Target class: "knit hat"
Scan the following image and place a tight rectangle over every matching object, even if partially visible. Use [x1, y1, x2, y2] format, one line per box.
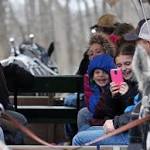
[88, 54, 116, 77]
[90, 14, 119, 34]
[97, 14, 118, 28]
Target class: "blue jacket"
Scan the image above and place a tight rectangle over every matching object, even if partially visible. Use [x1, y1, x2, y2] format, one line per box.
[124, 93, 141, 113]
[87, 54, 116, 113]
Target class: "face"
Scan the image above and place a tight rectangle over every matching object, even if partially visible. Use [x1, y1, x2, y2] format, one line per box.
[137, 39, 150, 54]
[93, 69, 110, 87]
[115, 55, 133, 80]
[88, 43, 104, 60]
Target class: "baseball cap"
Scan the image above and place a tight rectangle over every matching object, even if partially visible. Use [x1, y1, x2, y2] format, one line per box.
[124, 18, 150, 41]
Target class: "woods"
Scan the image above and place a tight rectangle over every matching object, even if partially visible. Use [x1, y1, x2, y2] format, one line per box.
[0, 0, 150, 74]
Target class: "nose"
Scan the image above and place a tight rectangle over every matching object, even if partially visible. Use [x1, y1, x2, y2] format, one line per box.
[121, 65, 126, 72]
[92, 51, 97, 58]
[98, 71, 105, 77]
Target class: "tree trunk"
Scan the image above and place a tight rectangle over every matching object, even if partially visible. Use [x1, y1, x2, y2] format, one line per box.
[64, 0, 74, 72]
[24, 0, 36, 35]
[92, 0, 99, 20]
[77, 0, 85, 47]
[0, 0, 9, 58]
[83, 0, 92, 27]
[48, 0, 55, 42]
[8, 1, 25, 40]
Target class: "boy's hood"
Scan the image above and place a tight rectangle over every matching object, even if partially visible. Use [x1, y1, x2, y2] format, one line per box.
[88, 54, 116, 78]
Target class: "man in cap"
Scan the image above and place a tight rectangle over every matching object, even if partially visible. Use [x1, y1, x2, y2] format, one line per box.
[124, 18, 150, 53]
[124, 18, 150, 150]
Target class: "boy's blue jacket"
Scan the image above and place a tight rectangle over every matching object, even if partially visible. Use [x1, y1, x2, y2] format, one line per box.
[87, 54, 116, 113]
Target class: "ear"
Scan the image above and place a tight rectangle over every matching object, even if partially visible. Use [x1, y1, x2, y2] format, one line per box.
[47, 42, 55, 57]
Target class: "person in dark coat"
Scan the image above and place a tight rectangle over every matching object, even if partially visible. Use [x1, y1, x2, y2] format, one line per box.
[0, 63, 34, 144]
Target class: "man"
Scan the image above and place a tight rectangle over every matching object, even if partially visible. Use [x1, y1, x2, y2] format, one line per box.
[124, 18, 150, 150]
[0, 63, 34, 144]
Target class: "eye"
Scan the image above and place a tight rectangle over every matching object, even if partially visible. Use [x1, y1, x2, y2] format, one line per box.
[116, 64, 122, 68]
[125, 62, 131, 66]
[96, 49, 103, 54]
[87, 51, 93, 57]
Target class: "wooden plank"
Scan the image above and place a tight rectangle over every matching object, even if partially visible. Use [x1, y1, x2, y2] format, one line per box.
[8, 75, 83, 122]
[9, 75, 83, 93]
[16, 106, 77, 123]
[9, 96, 50, 99]
[8, 145, 128, 150]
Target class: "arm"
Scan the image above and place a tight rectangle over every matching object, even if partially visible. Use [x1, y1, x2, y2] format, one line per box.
[113, 112, 131, 129]
[0, 64, 10, 109]
[103, 112, 131, 133]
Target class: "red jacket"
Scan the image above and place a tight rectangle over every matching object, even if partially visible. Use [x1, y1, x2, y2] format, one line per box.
[83, 74, 92, 108]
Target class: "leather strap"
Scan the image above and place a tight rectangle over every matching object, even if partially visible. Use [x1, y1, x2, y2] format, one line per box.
[3, 112, 59, 149]
[85, 115, 150, 146]
[2, 110, 150, 148]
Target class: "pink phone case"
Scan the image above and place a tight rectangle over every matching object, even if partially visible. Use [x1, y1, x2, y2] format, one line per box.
[110, 68, 124, 85]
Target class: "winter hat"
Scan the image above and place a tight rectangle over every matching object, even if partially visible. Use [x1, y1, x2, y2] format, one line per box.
[90, 14, 119, 34]
[88, 54, 116, 77]
[97, 14, 118, 28]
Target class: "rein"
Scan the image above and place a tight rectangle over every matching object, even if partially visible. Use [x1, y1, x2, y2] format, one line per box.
[1, 106, 150, 148]
[85, 115, 150, 145]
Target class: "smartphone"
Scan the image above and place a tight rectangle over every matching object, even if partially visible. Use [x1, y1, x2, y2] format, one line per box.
[110, 68, 124, 86]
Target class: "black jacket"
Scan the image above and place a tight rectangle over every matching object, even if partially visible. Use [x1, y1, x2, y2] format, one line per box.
[113, 96, 141, 129]
[112, 80, 139, 114]
[0, 63, 34, 109]
[0, 64, 10, 109]
[113, 102, 143, 143]
[76, 50, 89, 75]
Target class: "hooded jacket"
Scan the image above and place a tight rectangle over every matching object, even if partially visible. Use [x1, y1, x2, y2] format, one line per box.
[87, 54, 116, 113]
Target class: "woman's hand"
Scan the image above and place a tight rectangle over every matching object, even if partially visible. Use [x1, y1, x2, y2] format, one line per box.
[110, 82, 120, 97]
[119, 82, 129, 95]
[103, 119, 115, 133]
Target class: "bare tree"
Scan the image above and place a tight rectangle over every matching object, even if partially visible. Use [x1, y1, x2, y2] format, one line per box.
[48, 0, 55, 42]
[24, 0, 36, 35]
[83, 0, 92, 27]
[102, 0, 107, 13]
[92, 0, 99, 20]
[64, 0, 74, 72]
[77, 0, 86, 42]
[0, 0, 9, 58]
[39, 0, 50, 46]
[7, 1, 25, 40]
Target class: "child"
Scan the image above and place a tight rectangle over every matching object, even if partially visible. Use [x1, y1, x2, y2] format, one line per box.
[110, 43, 138, 112]
[77, 54, 117, 132]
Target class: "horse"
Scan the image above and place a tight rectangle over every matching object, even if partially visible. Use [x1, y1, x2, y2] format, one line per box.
[1, 36, 58, 76]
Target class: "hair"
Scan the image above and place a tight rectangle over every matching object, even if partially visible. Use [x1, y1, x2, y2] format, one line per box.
[115, 43, 135, 58]
[113, 23, 135, 36]
[89, 32, 116, 57]
[112, 23, 135, 48]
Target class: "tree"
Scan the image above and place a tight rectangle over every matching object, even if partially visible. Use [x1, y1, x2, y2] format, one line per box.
[0, 0, 9, 58]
